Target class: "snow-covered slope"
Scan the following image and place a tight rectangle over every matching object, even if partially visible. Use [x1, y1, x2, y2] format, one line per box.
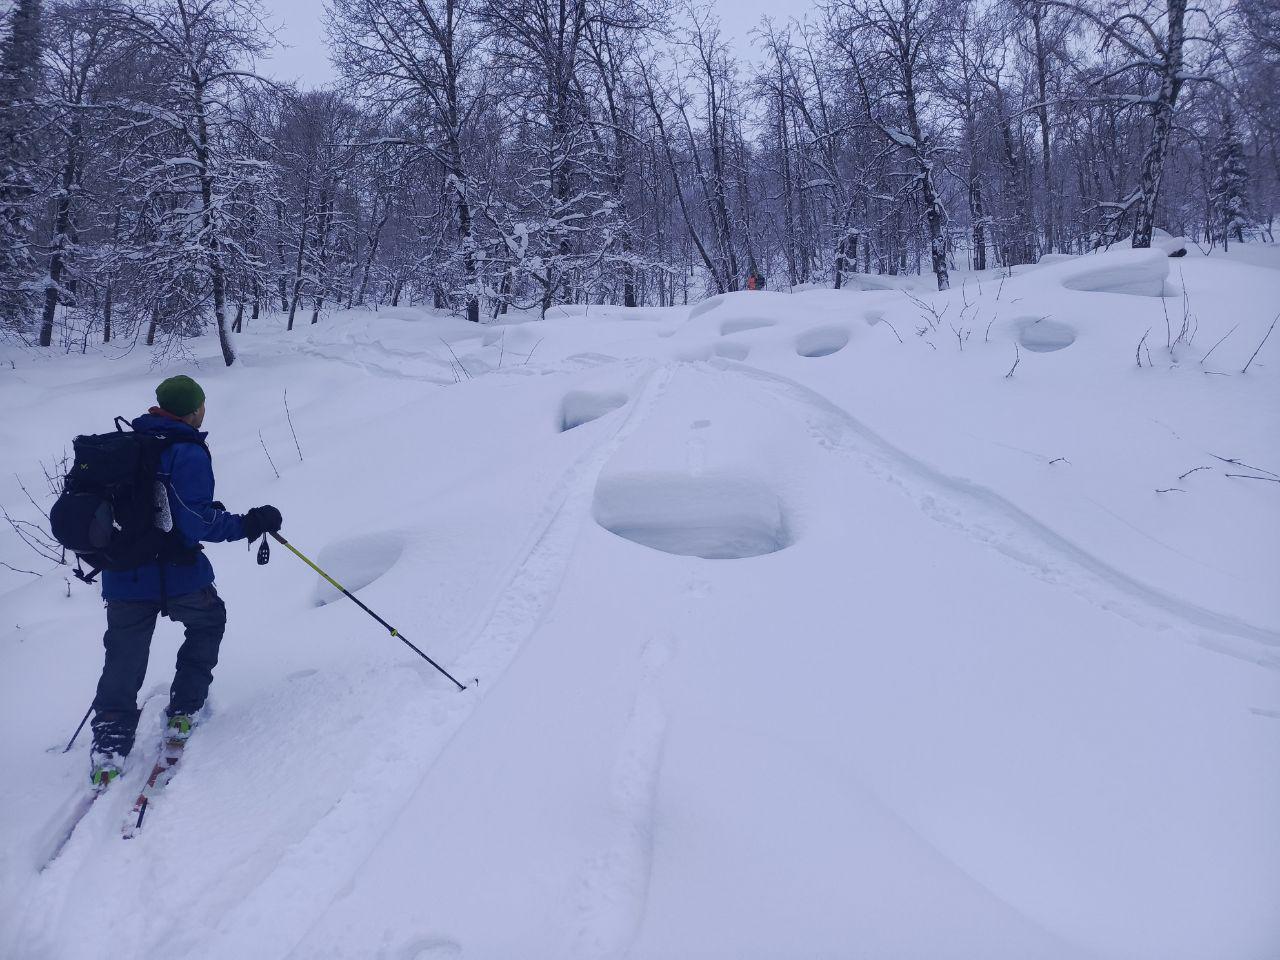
[2, 246, 1278, 960]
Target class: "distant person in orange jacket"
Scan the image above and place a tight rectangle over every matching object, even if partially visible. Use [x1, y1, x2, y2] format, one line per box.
[745, 271, 766, 291]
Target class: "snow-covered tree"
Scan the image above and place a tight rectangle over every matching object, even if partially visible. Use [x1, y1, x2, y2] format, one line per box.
[0, 0, 43, 335]
[1210, 104, 1250, 248]
[98, 0, 273, 365]
[35, 2, 124, 347]
[829, 0, 952, 290]
[328, 0, 490, 322]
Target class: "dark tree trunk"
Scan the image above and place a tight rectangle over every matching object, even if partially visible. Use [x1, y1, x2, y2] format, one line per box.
[970, 179, 987, 271]
[190, 78, 235, 366]
[1031, 6, 1054, 254]
[1132, 0, 1187, 248]
[101, 284, 112, 343]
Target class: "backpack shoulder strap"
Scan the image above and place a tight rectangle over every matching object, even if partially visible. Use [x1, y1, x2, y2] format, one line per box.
[111, 416, 208, 456]
[162, 434, 211, 459]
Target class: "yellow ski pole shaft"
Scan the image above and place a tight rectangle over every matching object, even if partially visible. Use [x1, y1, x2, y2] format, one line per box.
[269, 532, 467, 691]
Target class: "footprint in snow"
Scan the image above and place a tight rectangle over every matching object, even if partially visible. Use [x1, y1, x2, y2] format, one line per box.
[796, 325, 850, 358]
[594, 473, 791, 560]
[560, 390, 628, 432]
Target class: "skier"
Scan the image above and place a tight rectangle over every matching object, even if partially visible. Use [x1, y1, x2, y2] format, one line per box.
[88, 376, 282, 788]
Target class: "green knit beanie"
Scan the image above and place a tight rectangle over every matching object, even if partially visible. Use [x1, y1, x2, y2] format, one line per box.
[156, 375, 206, 417]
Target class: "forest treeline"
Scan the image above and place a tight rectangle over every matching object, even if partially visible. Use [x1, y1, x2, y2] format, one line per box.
[0, 0, 1276, 363]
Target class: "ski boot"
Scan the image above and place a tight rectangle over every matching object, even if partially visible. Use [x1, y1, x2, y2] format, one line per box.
[89, 751, 123, 791]
[165, 713, 196, 744]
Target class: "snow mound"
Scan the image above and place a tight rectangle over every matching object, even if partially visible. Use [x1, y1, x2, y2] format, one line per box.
[310, 533, 405, 606]
[796, 325, 850, 358]
[1017, 317, 1077, 353]
[688, 295, 725, 319]
[560, 390, 628, 431]
[721, 317, 776, 336]
[593, 472, 790, 559]
[1060, 250, 1169, 297]
[1151, 228, 1188, 257]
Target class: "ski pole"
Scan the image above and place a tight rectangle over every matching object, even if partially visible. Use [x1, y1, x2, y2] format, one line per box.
[268, 531, 468, 692]
[64, 701, 93, 753]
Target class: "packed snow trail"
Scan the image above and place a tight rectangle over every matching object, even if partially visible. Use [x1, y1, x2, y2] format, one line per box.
[183, 363, 676, 960]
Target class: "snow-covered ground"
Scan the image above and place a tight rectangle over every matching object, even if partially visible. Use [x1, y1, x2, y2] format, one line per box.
[2, 245, 1278, 960]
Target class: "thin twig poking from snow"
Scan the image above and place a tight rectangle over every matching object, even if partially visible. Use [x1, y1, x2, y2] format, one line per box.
[902, 290, 948, 332]
[1199, 323, 1238, 365]
[1005, 342, 1020, 378]
[523, 338, 545, 365]
[1210, 455, 1280, 479]
[439, 338, 472, 379]
[1241, 312, 1278, 373]
[1178, 466, 1211, 481]
[15, 473, 47, 520]
[1225, 474, 1280, 484]
[880, 318, 903, 344]
[284, 389, 303, 462]
[0, 560, 41, 576]
[1135, 328, 1151, 367]
[1, 503, 62, 562]
[1173, 274, 1196, 348]
[259, 431, 280, 480]
[1155, 488, 1187, 494]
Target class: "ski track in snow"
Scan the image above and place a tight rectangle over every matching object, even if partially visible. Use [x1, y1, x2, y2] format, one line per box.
[710, 359, 1280, 668]
[451, 361, 673, 680]
[567, 629, 674, 959]
[200, 360, 675, 960]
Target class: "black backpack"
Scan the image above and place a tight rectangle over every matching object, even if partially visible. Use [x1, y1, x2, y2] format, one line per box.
[50, 417, 207, 583]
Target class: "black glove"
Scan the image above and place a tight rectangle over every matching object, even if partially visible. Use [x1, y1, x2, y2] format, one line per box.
[211, 500, 226, 513]
[242, 505, 282, 542]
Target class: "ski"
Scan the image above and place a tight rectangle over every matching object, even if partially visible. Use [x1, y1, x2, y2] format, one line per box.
[121, 733, 187, 839]
[41, 780, 113, 870]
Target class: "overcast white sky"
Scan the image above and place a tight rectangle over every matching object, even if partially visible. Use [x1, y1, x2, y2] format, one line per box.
[255, 0, 807, 89]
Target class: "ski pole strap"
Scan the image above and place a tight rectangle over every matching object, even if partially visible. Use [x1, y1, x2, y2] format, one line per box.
[269, 532, 467, 692]
[73, 562, 101, 585]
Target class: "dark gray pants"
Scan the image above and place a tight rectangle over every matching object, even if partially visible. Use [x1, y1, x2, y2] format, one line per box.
[91, 585, 227, 757]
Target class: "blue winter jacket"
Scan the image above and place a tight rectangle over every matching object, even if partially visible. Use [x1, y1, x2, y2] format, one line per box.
[101, 413, 247, 602]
